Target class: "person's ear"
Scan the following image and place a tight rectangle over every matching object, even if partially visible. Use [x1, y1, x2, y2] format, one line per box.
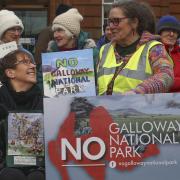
[130, 17, 139, 30]
[5, 69, 15, 79]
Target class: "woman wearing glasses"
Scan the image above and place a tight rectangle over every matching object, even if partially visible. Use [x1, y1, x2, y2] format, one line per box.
[97, 1, 174, 95]
[0, 49, 44, 180]
[0, 49, 42, 111]
[157, 15, 180, 92]
[0, 10, 33, 60]
[0, 10, 43, 91]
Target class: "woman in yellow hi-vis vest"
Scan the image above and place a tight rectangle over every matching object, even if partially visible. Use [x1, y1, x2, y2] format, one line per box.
[97, 1, 174, 95]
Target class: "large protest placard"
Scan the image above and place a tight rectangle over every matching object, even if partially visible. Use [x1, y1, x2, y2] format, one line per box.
[42, 49, 96, 97]
[44, 94, 180, 180]
[7, 112, 44, 167]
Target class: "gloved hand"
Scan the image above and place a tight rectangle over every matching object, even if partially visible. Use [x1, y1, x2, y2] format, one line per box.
[0, 104, 8, 120]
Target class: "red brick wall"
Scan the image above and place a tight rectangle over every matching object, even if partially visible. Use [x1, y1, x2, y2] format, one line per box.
[140, 0, 180, 19]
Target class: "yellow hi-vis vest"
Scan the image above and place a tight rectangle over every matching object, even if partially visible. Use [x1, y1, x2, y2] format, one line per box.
[97, 40, 162, 95]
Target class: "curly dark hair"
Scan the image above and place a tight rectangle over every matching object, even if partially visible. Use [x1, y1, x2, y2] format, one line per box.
[112, 0, 156, 35]
[0, 49, 32, 83]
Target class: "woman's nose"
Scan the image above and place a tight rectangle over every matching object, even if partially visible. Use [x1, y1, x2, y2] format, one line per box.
[30, 62, 36, 67]
[169, 31, 175, 36]
[54, 31, 60, 38]
[14, 30, 21, 36]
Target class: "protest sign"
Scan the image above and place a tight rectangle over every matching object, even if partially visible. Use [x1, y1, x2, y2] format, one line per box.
[0, 41, 18, 58]
[44, 93, 180, 180]
[42, 49, 96, 97]
[7, 112, 44, 167]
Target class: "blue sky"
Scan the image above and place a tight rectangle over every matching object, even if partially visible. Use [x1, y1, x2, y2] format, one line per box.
[41, 49, 94, 69]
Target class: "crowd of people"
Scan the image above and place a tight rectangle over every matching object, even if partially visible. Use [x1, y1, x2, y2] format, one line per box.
[0, 0, 179, 179]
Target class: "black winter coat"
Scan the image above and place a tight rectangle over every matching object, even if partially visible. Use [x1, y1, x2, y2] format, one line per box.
[0, 82, 43, 169]
[0, 83, 43, 112]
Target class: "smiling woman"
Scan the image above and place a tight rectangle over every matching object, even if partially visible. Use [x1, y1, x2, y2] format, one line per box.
[0, 49, 44, 180]
[0, 10, 24, 44]
[0, 49, 42, 110]
[157, 15, 180, 92]
[47, 8, 99, 81]
[0, 9, 34, 63]
[97, 0, 174, 95]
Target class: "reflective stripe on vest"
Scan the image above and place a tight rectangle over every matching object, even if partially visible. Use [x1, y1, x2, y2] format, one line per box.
[98, 41, 155, 80]
[98, 40, 162, 94]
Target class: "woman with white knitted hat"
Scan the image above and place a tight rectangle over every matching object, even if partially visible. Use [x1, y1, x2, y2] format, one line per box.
[47, 8, 99, 65]
[0, 9, 33, 61]
[0, 10, 24, 44]
[0, 10, 40, 90]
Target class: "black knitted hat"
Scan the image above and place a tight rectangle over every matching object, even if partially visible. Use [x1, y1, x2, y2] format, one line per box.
[55, 3, 72, 16]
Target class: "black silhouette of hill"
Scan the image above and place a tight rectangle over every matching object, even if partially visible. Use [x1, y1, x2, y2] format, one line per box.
[166, 100, 180, 108]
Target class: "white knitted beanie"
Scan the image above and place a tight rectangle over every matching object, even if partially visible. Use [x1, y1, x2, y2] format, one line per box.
[52, 8, 83, 37]
[0, 10, 24, 39]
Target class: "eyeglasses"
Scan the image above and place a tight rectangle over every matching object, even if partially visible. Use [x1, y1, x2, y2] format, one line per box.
[8, 27, 23, 34]
[14, 59, 36, 66]
[107, 17, 128, 26]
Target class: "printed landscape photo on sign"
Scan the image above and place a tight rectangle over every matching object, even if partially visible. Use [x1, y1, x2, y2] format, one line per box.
[7, 112, 44, 167]
[42, 49, 96, 97]
[44, 93, 180, 180]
